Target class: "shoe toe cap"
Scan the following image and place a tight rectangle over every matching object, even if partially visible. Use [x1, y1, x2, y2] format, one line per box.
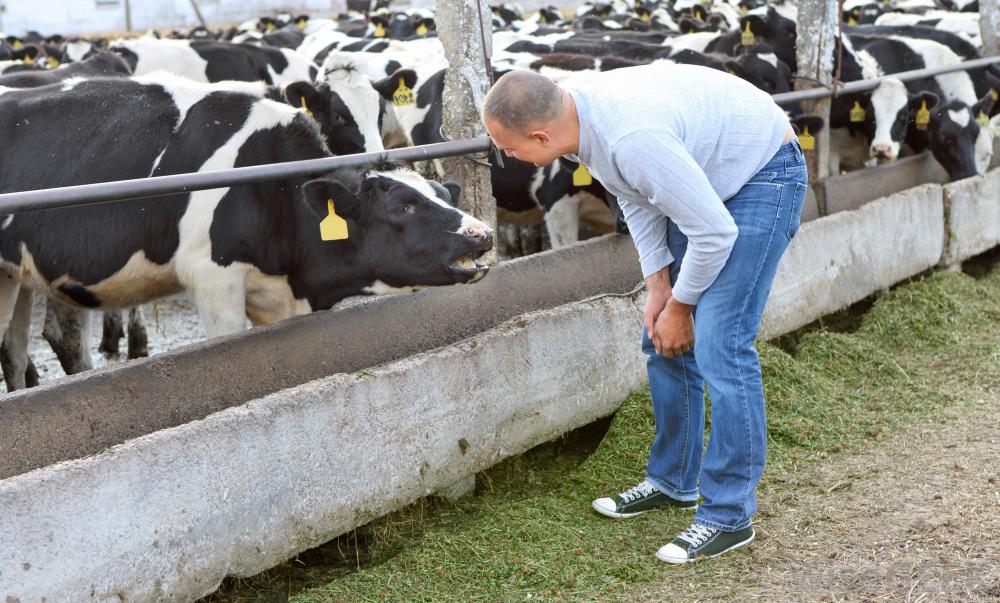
[655, 542, 690, 564]
[591, 497, 618, 516]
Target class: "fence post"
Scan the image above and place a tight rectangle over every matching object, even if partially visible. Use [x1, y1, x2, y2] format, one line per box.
[795, 0, 838, 215]
[982, 0, 999, 57]
[434, 0, 497, 265]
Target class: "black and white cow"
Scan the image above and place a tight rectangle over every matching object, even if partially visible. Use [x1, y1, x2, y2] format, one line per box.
[850, 36, 997, 179]
[111, 37, 317, 85]
[0, 74, 493, 363]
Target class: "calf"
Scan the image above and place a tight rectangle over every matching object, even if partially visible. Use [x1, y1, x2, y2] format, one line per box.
[0, 74, 493, 349]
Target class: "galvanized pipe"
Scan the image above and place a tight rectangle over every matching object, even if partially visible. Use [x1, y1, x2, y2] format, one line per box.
[773, 55, 1000, 105]
[0, 138, 491, 214]
[1, 55, 999, 213]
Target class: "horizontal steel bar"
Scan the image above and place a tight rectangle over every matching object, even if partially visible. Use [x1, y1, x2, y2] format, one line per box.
[773, 55, 1000, 105]
[0, 138, 491, 213]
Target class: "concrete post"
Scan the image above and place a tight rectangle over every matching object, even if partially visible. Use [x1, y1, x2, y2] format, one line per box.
[982, 0, 999, 57]
[794, 0, 838, 215]
[434, 0, 498, 265]
[124, 0, 132, 32]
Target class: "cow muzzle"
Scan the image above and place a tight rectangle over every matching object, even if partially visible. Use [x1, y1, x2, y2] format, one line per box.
[869, 143, 894, 160]
[448, 224, 494, 281]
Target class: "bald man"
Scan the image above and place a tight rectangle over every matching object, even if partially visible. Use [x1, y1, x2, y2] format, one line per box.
[482, 65, 806, 564]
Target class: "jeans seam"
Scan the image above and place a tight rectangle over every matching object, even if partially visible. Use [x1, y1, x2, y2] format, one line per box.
[729, 176, 786, 525]
[676, 353, 692, 487]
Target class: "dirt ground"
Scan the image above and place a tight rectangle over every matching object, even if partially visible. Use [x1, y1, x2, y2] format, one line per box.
[630, 388, 1000, 602]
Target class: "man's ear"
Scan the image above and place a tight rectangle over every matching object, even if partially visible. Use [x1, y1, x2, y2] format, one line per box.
[373, 68, 418, 101]
[301, 178, 361, 221]
[529, 129, 552, 146]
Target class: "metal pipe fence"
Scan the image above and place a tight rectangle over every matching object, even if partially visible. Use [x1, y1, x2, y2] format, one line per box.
[0, 55, 998, 213]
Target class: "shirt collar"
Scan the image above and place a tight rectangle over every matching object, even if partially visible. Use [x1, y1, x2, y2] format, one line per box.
[563, 87, 592, 166]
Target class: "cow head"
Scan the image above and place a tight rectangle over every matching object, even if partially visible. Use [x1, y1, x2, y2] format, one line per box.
[866, 78, 937, 162]
[928, 94, 996, 181]
[739, 7, 797, 70]
[725, 44, 793, 95]
[297, 165, 493, 307]
[304, 58, 387, 154]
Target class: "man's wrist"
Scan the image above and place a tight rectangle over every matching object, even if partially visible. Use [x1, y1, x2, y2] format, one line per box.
[644, 267, 671, 293]
[666, 296, 694, 314]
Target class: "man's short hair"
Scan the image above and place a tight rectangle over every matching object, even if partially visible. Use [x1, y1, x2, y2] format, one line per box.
[482, 70, 563, 134]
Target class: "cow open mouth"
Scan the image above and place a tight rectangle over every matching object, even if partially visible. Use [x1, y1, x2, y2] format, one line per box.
[448, 248, 489, 279]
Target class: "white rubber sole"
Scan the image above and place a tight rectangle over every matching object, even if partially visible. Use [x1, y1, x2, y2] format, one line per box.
[591, 499, 649, 519]
[655, 530, 756, 564]
[591, 498, 698, 520]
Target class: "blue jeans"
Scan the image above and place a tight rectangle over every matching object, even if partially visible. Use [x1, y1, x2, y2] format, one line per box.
[642, 140, 808, 531]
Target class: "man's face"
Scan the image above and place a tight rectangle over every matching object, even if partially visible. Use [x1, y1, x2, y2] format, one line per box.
[484, 117, 559, 167]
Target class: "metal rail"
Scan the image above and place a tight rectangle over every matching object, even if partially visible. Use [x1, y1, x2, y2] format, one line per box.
[773, 55, 1000, 105]
[0, 55, 998, 213]
[0, 138, 491, 213]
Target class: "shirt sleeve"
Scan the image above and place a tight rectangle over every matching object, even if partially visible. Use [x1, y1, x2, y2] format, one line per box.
[613, 130, 738, 306]
[617, 197, 674, 279]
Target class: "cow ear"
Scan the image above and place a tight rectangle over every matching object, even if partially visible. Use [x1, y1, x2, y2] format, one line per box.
[972, 91, 995, 122]
[284, 81, 327, 120]
[443, 182, 462, 207]
[984, 69, 1000, 101]
[18, 46, 39, 62]
[302, 178, 361, 221]
[373, 68, 417, 100]
[791, 114, 825, 135]
[678, 17, 703, 34]
[724, 59, 749, 80]
[909, 91, 939, 113]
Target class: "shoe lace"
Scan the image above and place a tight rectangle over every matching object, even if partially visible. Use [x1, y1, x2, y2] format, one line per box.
[619, 480, 656, 503]
[677, 523, 717, 547]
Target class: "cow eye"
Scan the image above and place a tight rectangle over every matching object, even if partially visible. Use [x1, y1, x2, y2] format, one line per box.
[396, 201, 415, 214]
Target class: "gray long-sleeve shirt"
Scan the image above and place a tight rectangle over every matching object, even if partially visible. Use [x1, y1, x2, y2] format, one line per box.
[562, 63, 790, 305]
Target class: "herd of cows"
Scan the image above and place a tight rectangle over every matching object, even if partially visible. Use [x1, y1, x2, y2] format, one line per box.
[0, 0, 997, 390]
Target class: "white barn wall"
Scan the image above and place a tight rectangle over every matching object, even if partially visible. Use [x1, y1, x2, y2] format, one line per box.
[0, 0, 343, 36]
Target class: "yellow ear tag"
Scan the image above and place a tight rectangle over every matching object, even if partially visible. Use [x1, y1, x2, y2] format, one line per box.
[393, 77, 415, 106]
[373, 23, 387, 37]
[47, 57, 60, 68]
[798, 126, 815, 151]
[850, 101, 866, 123]
[266, 22, 277, 32]
[741, 22, 755, 46]
[300, 96, 314, 119]
[416, 23, 428, 35]
[12, 40, 23, 50]
[641, 12, 650, 22]
[572, 164, 593, 186]
[319, 199, 349, 241]
[297, 19, 307, 30]
[848, 16, 858, 25]
[991, 88, 998, 101]
[977, 111, 990, 127]
[739, 4, 748, 12]
[23, 53, 34, 65]
[915, 100, 930, 130]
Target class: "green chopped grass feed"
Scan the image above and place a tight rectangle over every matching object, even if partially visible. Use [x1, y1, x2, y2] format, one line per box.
[204, 255, 1000, 603]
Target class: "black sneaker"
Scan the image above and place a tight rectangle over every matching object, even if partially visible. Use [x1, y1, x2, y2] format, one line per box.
[656, 522, 755, 564]
[591, 480, 698, 519]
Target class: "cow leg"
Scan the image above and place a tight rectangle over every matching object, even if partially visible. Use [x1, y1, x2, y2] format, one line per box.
[127, 306, 149, 359]
[42, 299, 94, 374]
[100, 309, 125, 357]
[544, 195, 581, 249]
[188, 267, 249, 338]
[1, 286, 33, 391]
